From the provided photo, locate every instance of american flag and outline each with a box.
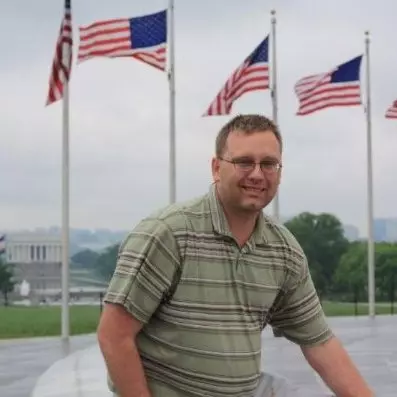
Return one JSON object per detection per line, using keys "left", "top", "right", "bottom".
{"left": 294, "top": 55, "right": 363, "bottom": 116}
{"left": 78, "top": 10, "right": 167, "bottom": 71}
{"left": 203, "top": 36, "right": 269, "bottom": 116}
{"left": 385, "top": 100, "right": 397, "bottom": 119}
{"left": 46, "top": 0, "right": 73, "bottom": 106}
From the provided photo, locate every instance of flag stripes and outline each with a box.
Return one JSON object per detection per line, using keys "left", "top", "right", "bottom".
{"left": 294, "top": 56, "right": 363, "bottom": 116}
{"left": 385, "top": 100, "right": 397, "bottom": 119}
{"left": 78, "top": 10, "right": 167, "bottom": 71}
{"left": 203, "top": 36, "right": 269, "bottom": 116}
{"left": 46, "top": 0, "right": 73, "bottom": 105}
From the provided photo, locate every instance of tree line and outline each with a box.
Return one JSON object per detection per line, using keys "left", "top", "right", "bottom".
{"left": 73, "top": 211, "right": 397, "bottom": 303}
{"left": 1, "top": 211, "right": 397, "bottom": 304}
{"left": 285, "top": 212, "right": 397, "bottom": 302}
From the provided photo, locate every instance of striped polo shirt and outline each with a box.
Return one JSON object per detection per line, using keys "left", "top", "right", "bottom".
{"left": 104, "top": 184, "right": 332, "bottom": 397}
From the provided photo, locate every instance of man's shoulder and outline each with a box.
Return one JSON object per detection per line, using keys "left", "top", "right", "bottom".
{"left": 261, "top": 214, "right": 302, "bottom": 249}
{"left": 260, "top": 213, "right": 307, "bottom": 270}
{"left": 138, "top": 192, "right": 210, "bottom": 234}
{"left": 119, "top": 194, "right": 210, "bottom": 256}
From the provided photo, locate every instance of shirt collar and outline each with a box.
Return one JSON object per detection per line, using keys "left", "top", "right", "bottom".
{"left": 207, "top": 183, "right": 268, "bottom": 245}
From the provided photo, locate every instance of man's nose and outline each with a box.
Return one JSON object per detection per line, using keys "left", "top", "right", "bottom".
{"left": 248, "top": 164, "right": 266, "bottom": 179}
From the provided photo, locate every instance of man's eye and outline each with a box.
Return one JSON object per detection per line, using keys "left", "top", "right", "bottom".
{"left": 236, "top": 161, "right": 253, "bottom": 167}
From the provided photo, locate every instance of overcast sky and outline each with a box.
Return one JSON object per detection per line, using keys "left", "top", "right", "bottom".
{"left": 1, "top": 0, "right": 397, "bottom": 236}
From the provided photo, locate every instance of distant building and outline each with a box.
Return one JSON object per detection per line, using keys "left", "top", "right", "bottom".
{"left": 374, "top": 219, "right": 387, "bottom": 241}
{"left": 385, "top": 219, "right": 397, "bottom": 242}
{"left": 374, "top": 218, "right": 397, "bottom": 242}
{"left": 3, "top": 233, "right": 62, "bottom": 301}
{"left": 5, "top": 233, "right": 62, "bottom": 264}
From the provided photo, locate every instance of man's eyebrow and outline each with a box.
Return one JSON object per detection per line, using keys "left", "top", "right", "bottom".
{"left": 231, "top": 155, "right": 280, "bottom": 162}
{"left": 260, "top": 156, "right": 280, "bottom": 162}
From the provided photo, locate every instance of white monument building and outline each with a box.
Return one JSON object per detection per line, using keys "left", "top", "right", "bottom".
{"left": 3, "top": 233, "right": 62, "bottom": 300}
{"left": 5, "top": 233, "right": 62, "bottom": 264}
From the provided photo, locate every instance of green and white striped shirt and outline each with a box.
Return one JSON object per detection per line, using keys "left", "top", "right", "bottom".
{"left": 104, "top": 184, "right": 332, "bottom": 396}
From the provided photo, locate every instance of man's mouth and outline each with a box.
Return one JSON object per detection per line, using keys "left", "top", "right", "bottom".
{"left": 241, "top": 186, "right": 265, "bottom": 193}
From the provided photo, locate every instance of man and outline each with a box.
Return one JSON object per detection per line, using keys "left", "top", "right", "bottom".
{"left": 97, "top": 114, "right": 373, "bottom": 397}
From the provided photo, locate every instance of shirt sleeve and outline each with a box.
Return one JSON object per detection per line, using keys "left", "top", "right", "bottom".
{"left": 269, "top": 256, "right": 333, "bottom": 347}
{"left": 103, "top": 217, "right": 181, "bottom": 324}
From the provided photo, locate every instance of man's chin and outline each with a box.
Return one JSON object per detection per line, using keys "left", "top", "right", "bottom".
{"left": 240, "top": 199, "right": 267, "bottom": 212}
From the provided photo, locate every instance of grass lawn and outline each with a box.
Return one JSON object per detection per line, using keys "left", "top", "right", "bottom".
{"left": 0, "top": 301, "right": 395, "bottom": 339}
{"left": 0, "top": 305, "right": 101, "bottom": 339}
{"left": 322, "top": 300, "right": 396, "bottom": 316}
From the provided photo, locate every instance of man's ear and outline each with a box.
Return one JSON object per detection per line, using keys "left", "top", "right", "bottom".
{"left": 211, "top": 157, "right": 220, "bottom": 182}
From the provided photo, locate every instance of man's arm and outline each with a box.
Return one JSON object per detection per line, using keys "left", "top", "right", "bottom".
{"left": 97, "top": 217, "right": 181, "bottom": 397}
{"left": 301, "top": 336, "right": 374, "bottom": 397}
{"left": 97, "top": 303, "right": 150, "bottom": 397}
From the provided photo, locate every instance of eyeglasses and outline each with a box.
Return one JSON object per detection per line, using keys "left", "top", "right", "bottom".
{"left": 219, "top": 157, "right": 282, "bottom": 174}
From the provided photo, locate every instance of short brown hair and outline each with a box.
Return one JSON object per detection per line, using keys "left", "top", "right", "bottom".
{"left": 215, "top": 114, "right": 282, "bottom": 157}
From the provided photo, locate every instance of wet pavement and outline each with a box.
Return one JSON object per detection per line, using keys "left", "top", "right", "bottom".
{"left": 265, "top": 315, "right": 397, "bottom": 396}
{"left": 0, "top": 334, "right": 95, "bottom": 397}
{"left": 1, "top": 315, "right": 396, "bottom": 396}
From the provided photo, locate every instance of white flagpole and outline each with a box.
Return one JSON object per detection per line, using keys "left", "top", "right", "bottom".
{"left": 270, "top": 10, "right": 280, "bottom": 221}
{"left": 60, "top": 0, "right": 72, "bottom": 341}
{"left": 61, "top": 72, "right": 70, "bottom": 340}
{"left": 168, "top": 0, "right": 176, "bottom": 204}
{"left": 364, "top": 30, "right": 375, "bottom": 318}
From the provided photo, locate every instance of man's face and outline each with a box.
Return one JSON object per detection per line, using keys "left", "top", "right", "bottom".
{"left": 211, "top": 129, "right": 282, "bottom": 213}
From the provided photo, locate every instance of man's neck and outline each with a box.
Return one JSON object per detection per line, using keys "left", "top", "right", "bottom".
{"left": 216, "top": 188, "right": 259, "bottom": 246}
{"left": 224, "top": 207, "right": 258, "bottom": 245}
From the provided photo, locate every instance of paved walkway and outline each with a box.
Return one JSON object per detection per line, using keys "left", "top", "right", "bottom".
{"left": 1, "top": 315, "right": 396, "bottom": 396}
{"left": 0, "top": 334, "right": 94, "bottom": 397}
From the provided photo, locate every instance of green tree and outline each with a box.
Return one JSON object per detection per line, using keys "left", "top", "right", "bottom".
{"left": 284, "top": 212, "right": 349, "bottom": 299}
{"left": 96, "top": 244, "right": 120, "bottom": 281}
{"left": 374, "top": 242, "right": 397, "bottom": 301}
{"left": 333, "top": 242, "right": 367, "bottom": 300}
{"left": 71, "top": 249, "right": 100, "bottom": 269}
{"left": 334, "top": 242, "right": 397, "bottom": 302}
{"left": 0, "top": 259, "right": 15, "bottom": 306}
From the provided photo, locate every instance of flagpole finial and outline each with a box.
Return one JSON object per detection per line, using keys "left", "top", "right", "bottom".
{"left": 271, "top": 9, "right": 276, "bottom": 16}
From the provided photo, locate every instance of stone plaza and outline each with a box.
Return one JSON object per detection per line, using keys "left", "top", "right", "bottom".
{"left": 1, "top": 315, "right": 396, "bottom": 397}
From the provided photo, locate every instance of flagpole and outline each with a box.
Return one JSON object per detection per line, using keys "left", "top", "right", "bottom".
{"left": 60, "top": 0, "right": 72, "bottom": 340}
{"left": 61, "top": 73, "right": 70, "bottom": 341}
{"left": 168, "top": 0, "right": 176, "bottom": 204}
{"left": 364, "top": 30, "right": 375, "bottom": 318}
{"left": 270, "top": 9, "right": 279, "bottom": 221}
{"left": 45, "top": 0, "right": 71, "bottom": 341}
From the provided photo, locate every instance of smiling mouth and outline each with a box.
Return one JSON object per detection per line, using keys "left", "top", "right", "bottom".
{"left": 241, "top": 186, "right": 265, "bottom": 193}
